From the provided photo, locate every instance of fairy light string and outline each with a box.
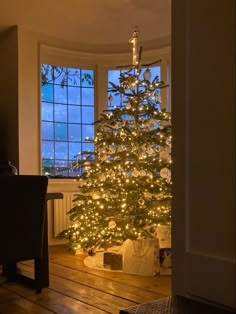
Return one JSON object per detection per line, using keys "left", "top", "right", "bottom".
{"left": 57, "top": 30, "right": 172, "bottom": 253}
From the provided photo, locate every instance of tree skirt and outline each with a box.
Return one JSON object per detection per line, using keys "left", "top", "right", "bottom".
{"left": 84, "top": 251, "right": 123, "bottom": 272}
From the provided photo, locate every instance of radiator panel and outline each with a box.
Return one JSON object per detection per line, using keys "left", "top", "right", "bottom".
{"left": 53, "top": 193, "right": 75, "bottom": 237}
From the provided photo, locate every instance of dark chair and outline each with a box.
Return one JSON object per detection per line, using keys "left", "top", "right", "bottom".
{"left": 0, "top": 175, "right": 48, "bottom": 293}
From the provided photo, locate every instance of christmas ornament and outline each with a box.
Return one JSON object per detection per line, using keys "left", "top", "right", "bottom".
{"left": 133, "top": 169, "right": 139, "bottom": 177}
{"left": 120, "top": 131, "right": 127, "bottom": 140}
{"left": 92, "top": 192, "right": 101, "bottom": 199}
{"left": 110, "top": 121, "right": 119, "bottom": 129}
{"left": 108, "top": 220, "right": 117, "bottom": 229}
{"left": 100, "top": 154, "right": 107, "bottom": 161}
{"left": 109, "top": 146, "right": 116, "bottom": 154}
{"left": 108, "top": 94, "right": 113, "bottom": 106}
{"left": 160, "top": 150, "right": 170, "bottom": 160}
{"left": 143, "top": 68, "right": 151, "bottom": 81}
{"left": 138, "top": 198, "right": 145, "bottom": 205}
{"left": 146, "top": 147, "right": 155, "bottom": 155}
{"left": 139, "top": 169, "right": 146, "bottom": 176}
{"left": 160, "top": 168, "right": 171, "bottom": 179}
{"left": 126, "top": 102, "right": 131, "bottom": 109}
{"left": 99, "top": 173, "right": 106, "bottom": 181}
{"left": 156, "top": 193, "right": 164, "bottom": 200}
{"left": 129, "top": 29, "right": 139, "bottom": 67}
{"left": 84, "top": 161, "right": 91, "bottom": 170}
{"left": 144, "top": 192, "right": 153, "bottom": 199}
{"left": 118, "top": 146, "right": 125, "bottom": 152}
{"left": 88, "top": 248, "right": 96, "bottom": 256}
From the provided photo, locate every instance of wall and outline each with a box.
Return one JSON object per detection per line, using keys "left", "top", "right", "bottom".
{"left": 172, "top": 0, "right": 235, "bottom": 309}
{"left": 0, "top": 27, "right": 19, "bottom": 168}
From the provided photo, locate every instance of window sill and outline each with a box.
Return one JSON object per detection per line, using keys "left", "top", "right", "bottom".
{"left": 48, "top": 178, "right": 79, "bottom": 193}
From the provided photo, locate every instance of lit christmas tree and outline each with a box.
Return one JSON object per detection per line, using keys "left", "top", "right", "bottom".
{"left": 57, "top": 31, "right": 172, "bottom": 253}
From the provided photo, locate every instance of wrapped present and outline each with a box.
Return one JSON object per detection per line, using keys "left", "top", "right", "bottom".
{"left": 103, "top": 252, "right": 123, "bottom": 270}
{"left": 159, "top": 248, "right": 172, "bottom": 275}
{"left": 156, "top": 225, "right": 171, "bottom": 248}
{"left": 123, "top": 238, "right": 160, "bottom": 276}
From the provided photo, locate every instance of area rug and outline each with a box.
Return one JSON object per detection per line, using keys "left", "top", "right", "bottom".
{"left": 120, "top": 296, "right": 173, "bottom": 314}
{"left": 119, "top": 296, "right": 234, "bottom": 314}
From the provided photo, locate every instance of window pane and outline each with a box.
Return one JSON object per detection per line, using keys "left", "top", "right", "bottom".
{"left": 68, "top": 68, "right": 80, "bottom": 86}
{"left": 150, "top": 66, "right": 161, "bottom": 81}
{"left": 41, "top": 84, "right": 53, "bottom": 102}
{"left": 69, "top": 142, "right": 81, "bottom": 159}
{"left": 41, "top": 64, "right": 54, "bottom": 84}
{"left": 54, "top": 159, "right": 71, "bottom": 177}
{"left": 82, "top": 106, "right": 94, "bottom": 123}
{"left": 55, "top": 104, "right": 67, "bottom": 122}
{"left": 68, "top": 124, "right": 81, "bottom": 141}
{"left": 55, "top": 142, "right": 68, "bottom": 159}
{"left": 54, "top": 67, "right": 68, "bottom": 85}
{"left": 69, "top": 163, "right": 82, "bottom": 177}
{"left": 82, "top": 124, "right": 94, "bottom": 140}
{"left": 107, "top": 70, "right": 130, "bottom": 108}
{"left": 82, "top": 88, "right": 94, "bottom": 105}
{"left": 42, "top": 141, "right": 54, "bottom": 159}
{"left": 108, "top": 70, "right": 120, "bottom": 86}
{"left": 108, "top": 93, "right": 126, "bottom": 108}
{"left": 81, "top": 69, "right": 94, "bottom": 87}
{"left": 42, "top": 122, "right": 53, "bottom": 140}
{"left": 55, "top": 123, "right": 67, "bottom": 141}
{"left": 42, "top": 102, "right": 53, "bottom": 121}
{"left": 54, "top": 85, "right": 67, "bottom": 103}
{"left": 68, "top": 86, "right": 81, "bottom": 105}
{"left": 82, "top": 142, "right": 94, "bottom": 152}
{"left": 42, "top": 159, "right": 55, "bottom": 176}
{"left": 68, "top": 105, "right": 81, "bottom": 123}
{"left": 108, "top": 92, "right": 118, "bottom": 108}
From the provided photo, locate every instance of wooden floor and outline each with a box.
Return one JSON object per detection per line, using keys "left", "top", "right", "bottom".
{"left": 0, "top": 245, "right": 171, "bottom": 314}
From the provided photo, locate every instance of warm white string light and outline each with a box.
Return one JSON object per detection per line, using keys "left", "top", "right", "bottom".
{"left": 129, "top": 29, "right": 139, "bottom": 67}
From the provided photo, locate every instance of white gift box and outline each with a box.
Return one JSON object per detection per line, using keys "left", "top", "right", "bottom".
{"left": 159, "top": 248, "right": 172, "bottom": 275}
{"left": 156, "top": 225, "right": 172, "bottom": 275}
{"left": 123, "top": 238, "right": 160, "bottom": 276}
{"left": 156, "top": 225, "right": 171, "bottom": 248}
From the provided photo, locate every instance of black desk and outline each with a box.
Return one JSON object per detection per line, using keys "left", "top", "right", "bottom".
{"left": 46, "top": 192, "right": 63, "bottom": 201}
{"left": 2, "top": 192, "right": 63, "bottom": 290}
{"left": 41, "top": 192, "right": 63, "bottom": 287}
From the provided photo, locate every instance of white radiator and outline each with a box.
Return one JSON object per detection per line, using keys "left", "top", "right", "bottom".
{"left": 53, "top": 193, "right": 76, "bottom": 237}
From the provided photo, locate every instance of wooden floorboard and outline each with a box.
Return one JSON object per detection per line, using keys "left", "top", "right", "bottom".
{"left": 0, "top": 245, "right": 171, "bottom": 314}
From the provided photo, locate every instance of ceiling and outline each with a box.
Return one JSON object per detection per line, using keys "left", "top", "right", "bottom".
{"left": 0, "top": 0, "right": 171, "bottom": 53}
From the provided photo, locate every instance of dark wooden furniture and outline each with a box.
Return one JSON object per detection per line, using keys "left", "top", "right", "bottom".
{"left": 41, "top": 191, "right": 63, "bottom": 288}
{"left": 0, "top": 175, "right": 48, "bottom": 293}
